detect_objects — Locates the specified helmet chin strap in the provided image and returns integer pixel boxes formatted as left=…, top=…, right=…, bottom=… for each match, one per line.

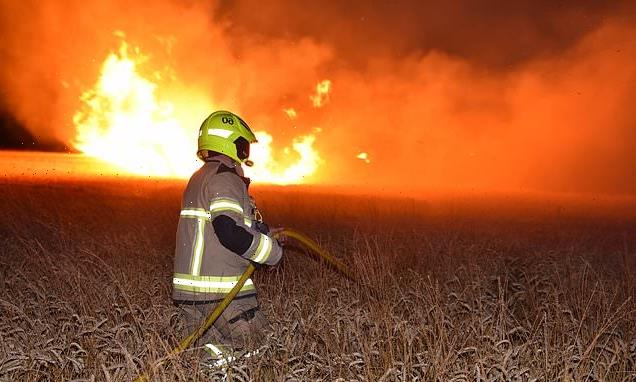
left=244, top=159, right=254, bottom=167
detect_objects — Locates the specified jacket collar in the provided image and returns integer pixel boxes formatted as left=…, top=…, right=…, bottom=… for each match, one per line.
left=204, top=155, right=245, bottom=177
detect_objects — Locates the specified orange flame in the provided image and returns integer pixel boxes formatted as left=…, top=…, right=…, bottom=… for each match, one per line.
left=72, top=39, right=321, bottom=184
left=310, top=80, right=331, bottom=108
left=247, top=132, right=321, bottom=183
left=283, top=108, right=298, bottom=120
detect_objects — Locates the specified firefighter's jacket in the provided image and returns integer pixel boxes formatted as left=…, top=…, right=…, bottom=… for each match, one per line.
left=173, top=156, right=282, bottom=302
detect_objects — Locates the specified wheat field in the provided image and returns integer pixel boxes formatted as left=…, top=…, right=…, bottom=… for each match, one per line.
left=0, top=178, right=635, bottom=381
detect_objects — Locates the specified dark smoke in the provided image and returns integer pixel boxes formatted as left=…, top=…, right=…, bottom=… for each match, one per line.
left=216, top=1, right=625, bottom=69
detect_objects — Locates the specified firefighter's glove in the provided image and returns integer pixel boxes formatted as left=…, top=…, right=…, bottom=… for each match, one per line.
left=254, top=221, right=269, bottom=235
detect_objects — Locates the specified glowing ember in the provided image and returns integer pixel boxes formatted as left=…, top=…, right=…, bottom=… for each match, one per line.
left=310, top=80, right=331, bottom=108
left=72, top=40, right=321, bottom=184
left=283, top=108, right=297, bottom=119
left=357, top=152, right=371, bottom=164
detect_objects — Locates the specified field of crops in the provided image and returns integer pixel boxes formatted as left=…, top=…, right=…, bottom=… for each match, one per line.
left=1, top=177, right=635, bottom=381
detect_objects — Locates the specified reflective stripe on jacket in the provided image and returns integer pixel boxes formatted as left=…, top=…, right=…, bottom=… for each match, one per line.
left=172, top=156, right=282, bottom=301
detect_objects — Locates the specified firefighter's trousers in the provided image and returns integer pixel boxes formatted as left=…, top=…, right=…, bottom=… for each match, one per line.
left=176, top=295, right=270, bottom=361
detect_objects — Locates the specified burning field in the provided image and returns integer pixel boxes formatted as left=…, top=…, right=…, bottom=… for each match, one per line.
left=1, top=169, right=635, bottom=381
left=1, top=0, right=636, bottom=381
left=2, top=1, right=636, bottom=192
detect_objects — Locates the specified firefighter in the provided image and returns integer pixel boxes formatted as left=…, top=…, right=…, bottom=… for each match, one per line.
left=172, top=110, right=283, bottom=366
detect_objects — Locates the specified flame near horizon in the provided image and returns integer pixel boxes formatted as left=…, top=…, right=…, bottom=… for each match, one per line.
left=72, top=39, right=322, bottom=184
left=0, top=1, right=635, bottom=194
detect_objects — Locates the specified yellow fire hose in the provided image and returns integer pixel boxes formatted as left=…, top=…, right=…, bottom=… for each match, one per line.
left=133, top=228, right=355, bottom=382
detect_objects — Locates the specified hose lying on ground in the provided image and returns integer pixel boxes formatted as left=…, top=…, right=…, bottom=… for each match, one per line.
left=133, top=227, right=354, bottom=382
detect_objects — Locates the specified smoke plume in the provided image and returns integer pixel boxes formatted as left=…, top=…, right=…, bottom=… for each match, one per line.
left=0, top=0, right=635, bottom=194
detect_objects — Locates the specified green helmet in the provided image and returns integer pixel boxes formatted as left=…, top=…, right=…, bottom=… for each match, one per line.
left=197, top=110, right=257, bottom=164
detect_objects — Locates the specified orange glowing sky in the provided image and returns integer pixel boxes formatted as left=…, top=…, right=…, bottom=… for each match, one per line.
left=0, top=1, right=635, bottom=194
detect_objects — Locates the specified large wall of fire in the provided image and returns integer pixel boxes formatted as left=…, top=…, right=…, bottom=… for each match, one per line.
left=0, top=1, right=635, bottom=193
